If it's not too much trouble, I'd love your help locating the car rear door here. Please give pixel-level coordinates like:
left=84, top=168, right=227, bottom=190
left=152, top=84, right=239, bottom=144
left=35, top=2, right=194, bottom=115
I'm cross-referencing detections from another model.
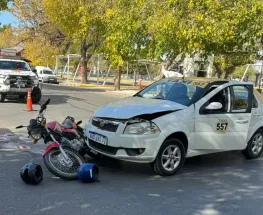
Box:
left=194, top=84, right=253, bottom=150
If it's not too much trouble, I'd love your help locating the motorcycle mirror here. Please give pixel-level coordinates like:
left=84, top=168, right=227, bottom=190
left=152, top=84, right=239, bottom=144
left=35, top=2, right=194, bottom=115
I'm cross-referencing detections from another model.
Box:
left=16, top=125, right=24, bottom=129
left=77, top=120, right=82, bottom=125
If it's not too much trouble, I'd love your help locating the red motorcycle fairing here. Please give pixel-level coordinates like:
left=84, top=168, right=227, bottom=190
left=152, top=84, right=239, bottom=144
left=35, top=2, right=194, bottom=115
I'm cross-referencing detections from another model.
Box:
left=43, top=142, right=59, bottom=157
left=46, top=121, right=80, bottom=137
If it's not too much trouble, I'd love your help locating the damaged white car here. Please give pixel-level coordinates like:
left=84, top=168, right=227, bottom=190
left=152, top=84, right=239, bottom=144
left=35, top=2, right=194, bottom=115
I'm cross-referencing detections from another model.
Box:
left=85, top=78, right=263, bottom=176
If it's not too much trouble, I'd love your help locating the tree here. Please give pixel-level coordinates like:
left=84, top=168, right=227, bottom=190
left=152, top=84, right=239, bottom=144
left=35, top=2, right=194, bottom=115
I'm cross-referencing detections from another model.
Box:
left=0, top=25, right=17, bottom=47
left=23, top=36, right=59, bottom=66
left=102, top=0, right=150, bottom=90
left=8, top=0, right=70, bottom=65
left=213, top=53, right=255, bottom=79
left=44, top=0, right=108, bottom=84
left=0, top=0, right=11, bottom=10
left=232, top=65, right=256, bottom=80
left=145, top=0, right=263, bottom=76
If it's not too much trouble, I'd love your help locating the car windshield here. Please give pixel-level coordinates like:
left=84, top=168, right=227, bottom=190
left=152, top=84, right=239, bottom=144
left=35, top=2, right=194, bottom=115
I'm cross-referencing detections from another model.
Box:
left=43, top=70, right=53, bottom=75
left=0, top=61, right=30, bottom=71
left=135, top=80, right=204, bottom=106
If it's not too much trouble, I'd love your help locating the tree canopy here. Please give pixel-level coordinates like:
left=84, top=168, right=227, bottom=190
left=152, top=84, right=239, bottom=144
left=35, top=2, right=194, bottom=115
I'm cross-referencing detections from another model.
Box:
left=1, top=0, right=263, bottom=87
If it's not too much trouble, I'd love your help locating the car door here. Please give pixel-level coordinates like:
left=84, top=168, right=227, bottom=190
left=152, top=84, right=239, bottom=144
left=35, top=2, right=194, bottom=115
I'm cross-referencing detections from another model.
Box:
left=194, top=84, right=253, bottom=150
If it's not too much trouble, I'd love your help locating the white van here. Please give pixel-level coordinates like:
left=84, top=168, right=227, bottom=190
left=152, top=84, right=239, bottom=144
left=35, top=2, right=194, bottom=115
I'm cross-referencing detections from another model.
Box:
left=35, top=66, right=57, bottom=83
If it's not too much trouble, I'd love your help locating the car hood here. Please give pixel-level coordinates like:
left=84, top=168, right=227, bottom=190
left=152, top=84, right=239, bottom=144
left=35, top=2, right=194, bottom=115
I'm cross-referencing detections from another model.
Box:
left=0, top=70, right=32, bottom=76
left=94, top=97, right=187, bottom=119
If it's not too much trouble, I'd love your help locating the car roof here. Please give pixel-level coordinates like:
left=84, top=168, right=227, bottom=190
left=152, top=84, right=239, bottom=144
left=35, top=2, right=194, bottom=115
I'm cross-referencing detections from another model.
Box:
left=0, top=59, right=27, bottom=63
left=161, top=77, right=254, bottom=88
left=160, top=77, right=228, bottom=88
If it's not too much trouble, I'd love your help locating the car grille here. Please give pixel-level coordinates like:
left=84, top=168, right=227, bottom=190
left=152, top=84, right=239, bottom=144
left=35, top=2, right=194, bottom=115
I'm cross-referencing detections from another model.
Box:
left=89, top=139, right=118, bottom=155
left=9, top=75, right=32, bottom=88
left=92, top=118, right=119, bottom=132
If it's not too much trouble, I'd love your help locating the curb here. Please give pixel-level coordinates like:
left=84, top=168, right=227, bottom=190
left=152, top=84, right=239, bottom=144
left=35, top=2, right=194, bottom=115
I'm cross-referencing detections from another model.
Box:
left=63, top=83, right=141, bottom=90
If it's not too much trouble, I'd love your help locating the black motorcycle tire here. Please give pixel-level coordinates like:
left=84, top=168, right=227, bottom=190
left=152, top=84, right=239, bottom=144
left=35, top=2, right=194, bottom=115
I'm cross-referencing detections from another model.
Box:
left=43, top=147, right=85, bottom=180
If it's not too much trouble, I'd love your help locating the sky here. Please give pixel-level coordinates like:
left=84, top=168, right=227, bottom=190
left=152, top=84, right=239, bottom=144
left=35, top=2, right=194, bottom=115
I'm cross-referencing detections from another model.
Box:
left=0, top=11, right=18, bottom=27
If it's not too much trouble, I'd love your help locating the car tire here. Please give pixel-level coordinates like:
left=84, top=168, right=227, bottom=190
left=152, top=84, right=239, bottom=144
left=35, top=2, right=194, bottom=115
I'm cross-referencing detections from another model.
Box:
left=151, top=138, right=186, bottom=176
left=242, top=129, right=263, bottom=159
left=31, top=87, right=42, bottom=104
left=0, top=94, right=6, bottom=102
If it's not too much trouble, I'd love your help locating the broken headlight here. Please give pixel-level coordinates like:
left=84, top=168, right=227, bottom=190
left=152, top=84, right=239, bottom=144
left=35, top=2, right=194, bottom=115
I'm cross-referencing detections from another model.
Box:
left=124, top=121, right=160, bottom=135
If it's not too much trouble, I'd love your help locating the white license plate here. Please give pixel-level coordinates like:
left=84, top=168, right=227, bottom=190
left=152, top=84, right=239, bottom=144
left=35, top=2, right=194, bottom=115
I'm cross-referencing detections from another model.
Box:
left=50, top=79, right=54, bottom=81
left=89, top=131, right=107, bottom=145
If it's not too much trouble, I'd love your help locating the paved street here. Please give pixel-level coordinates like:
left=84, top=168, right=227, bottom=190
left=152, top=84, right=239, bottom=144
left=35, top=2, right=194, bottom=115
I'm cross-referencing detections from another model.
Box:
left=1, top=84, right=263, bottom=215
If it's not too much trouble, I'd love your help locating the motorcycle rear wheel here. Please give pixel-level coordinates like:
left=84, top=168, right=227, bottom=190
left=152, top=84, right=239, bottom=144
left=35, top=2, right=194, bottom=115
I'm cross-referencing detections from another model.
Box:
left=43, top=147, right=85, bottom=180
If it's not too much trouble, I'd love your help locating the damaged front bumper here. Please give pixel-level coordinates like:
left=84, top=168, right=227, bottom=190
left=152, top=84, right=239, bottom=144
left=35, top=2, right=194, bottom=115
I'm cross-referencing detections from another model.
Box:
left=84, top=119, right=166, bottom=163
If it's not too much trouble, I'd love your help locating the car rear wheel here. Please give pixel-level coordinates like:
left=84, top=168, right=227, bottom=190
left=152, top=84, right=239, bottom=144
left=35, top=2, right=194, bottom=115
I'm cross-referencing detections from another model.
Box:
left=242, top=129, right=263, bottom=159
left=151, top=138, right=185, bottom=176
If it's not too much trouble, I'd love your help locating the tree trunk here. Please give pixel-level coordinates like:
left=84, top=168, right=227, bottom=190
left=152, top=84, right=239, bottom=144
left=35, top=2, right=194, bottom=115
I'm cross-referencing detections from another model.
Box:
left=114, top=66, right=122, bottom=91
left=224, top=67, right=235, bottom=79
left=80, top=39, right=88, bottom=84
left=214, top=63, right=222, bottom=78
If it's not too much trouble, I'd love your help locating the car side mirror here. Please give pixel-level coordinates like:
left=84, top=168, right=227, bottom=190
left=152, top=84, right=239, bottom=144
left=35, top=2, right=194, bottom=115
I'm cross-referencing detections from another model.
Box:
left=205, top=102, right=223, bottom=110
left=32, top=69, right=37, bottom=74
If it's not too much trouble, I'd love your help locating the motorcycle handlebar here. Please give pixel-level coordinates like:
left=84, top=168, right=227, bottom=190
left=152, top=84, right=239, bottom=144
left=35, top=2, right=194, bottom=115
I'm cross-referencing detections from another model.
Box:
left=43, top=99, right=51, bottom=106
left=39, top=99, right=51, bottom=114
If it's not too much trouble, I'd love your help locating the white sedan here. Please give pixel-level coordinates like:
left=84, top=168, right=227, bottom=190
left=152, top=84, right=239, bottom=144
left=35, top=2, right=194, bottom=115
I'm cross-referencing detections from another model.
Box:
left=85, top=78, right=263, bottom=176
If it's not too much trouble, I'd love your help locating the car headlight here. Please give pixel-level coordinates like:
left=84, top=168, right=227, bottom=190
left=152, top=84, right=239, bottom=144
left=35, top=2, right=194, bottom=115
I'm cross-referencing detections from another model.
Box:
left=124, top=122, right=160, bottom=135
left=3, top=75, right=10, bottom=85
left=0, top=74, right=5, bottom=78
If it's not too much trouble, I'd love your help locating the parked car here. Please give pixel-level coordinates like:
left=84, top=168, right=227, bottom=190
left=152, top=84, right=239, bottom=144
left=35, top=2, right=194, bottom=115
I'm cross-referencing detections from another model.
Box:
left=34, top=66, right=58, bottom=84
left=0, top=58, right=41, bottom=103
left=85, top=78, right=263, bottom=176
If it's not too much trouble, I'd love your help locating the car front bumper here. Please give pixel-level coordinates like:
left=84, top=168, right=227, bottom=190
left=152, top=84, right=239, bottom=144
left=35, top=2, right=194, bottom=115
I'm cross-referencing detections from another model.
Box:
left=0, top=84, right=30, bottom=93
left=42, top=77, right=57, bottom=83
left=85, top=122, right=166, bottom=163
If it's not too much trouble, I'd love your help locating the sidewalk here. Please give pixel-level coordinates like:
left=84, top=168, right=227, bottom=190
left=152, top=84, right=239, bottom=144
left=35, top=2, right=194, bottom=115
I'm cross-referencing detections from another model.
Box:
left=58, top=79, right=143, bottom=95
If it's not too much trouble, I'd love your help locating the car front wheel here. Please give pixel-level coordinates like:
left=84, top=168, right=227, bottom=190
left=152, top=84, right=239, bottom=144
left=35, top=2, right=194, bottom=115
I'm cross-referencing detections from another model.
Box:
left=151, top=138, right=186, bottom=176
left=242, top=129, right=263, bottom=159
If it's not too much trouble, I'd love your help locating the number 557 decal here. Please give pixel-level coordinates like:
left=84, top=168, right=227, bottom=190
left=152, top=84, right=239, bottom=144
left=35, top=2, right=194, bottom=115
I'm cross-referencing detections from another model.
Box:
left=216, top=119, right=228, bottom=133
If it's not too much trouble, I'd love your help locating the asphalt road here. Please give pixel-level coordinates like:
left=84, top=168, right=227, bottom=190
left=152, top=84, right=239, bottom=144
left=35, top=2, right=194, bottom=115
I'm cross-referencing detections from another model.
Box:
left=1, top=84, right=263, bottom=215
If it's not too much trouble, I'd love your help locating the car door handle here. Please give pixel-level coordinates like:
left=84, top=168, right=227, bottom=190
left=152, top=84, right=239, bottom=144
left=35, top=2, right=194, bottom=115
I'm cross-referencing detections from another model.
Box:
left=236, top=119, right=249, bottom=124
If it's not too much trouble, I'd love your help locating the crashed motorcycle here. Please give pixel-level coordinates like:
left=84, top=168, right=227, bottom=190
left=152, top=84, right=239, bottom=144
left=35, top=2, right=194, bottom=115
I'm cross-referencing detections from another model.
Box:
left=61, top=116, right=102, bottom=159
left=16, top=99, right=85, bottom=180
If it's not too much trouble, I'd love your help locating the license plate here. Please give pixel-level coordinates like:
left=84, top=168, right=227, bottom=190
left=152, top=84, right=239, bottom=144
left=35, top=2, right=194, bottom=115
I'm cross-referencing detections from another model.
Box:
left=89, top=131, right=107, bottom=145
left=50, top=79, right=54, bottom=81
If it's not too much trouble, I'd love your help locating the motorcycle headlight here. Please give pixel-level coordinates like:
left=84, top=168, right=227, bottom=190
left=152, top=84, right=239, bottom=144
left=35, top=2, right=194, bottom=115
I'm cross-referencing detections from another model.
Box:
left=30, top=128, right=42, bottom=140
left=124, top=122, right=160, bottom=135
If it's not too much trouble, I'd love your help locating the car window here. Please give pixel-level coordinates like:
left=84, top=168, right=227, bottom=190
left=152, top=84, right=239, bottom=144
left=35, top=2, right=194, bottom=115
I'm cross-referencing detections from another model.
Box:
left=232, top=86, right=249, bottom=112
left=43, top=70, right=53, bottom=75
left=0, top=61, right=30, bottom=71
left=203, top=87, right=230, bottom=114
left=136, top=81, right=204, bottom=106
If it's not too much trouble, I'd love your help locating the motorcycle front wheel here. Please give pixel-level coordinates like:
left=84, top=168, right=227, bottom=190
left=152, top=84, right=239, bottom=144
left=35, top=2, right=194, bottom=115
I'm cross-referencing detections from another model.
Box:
left=43, top=147, right=85, bottom=180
